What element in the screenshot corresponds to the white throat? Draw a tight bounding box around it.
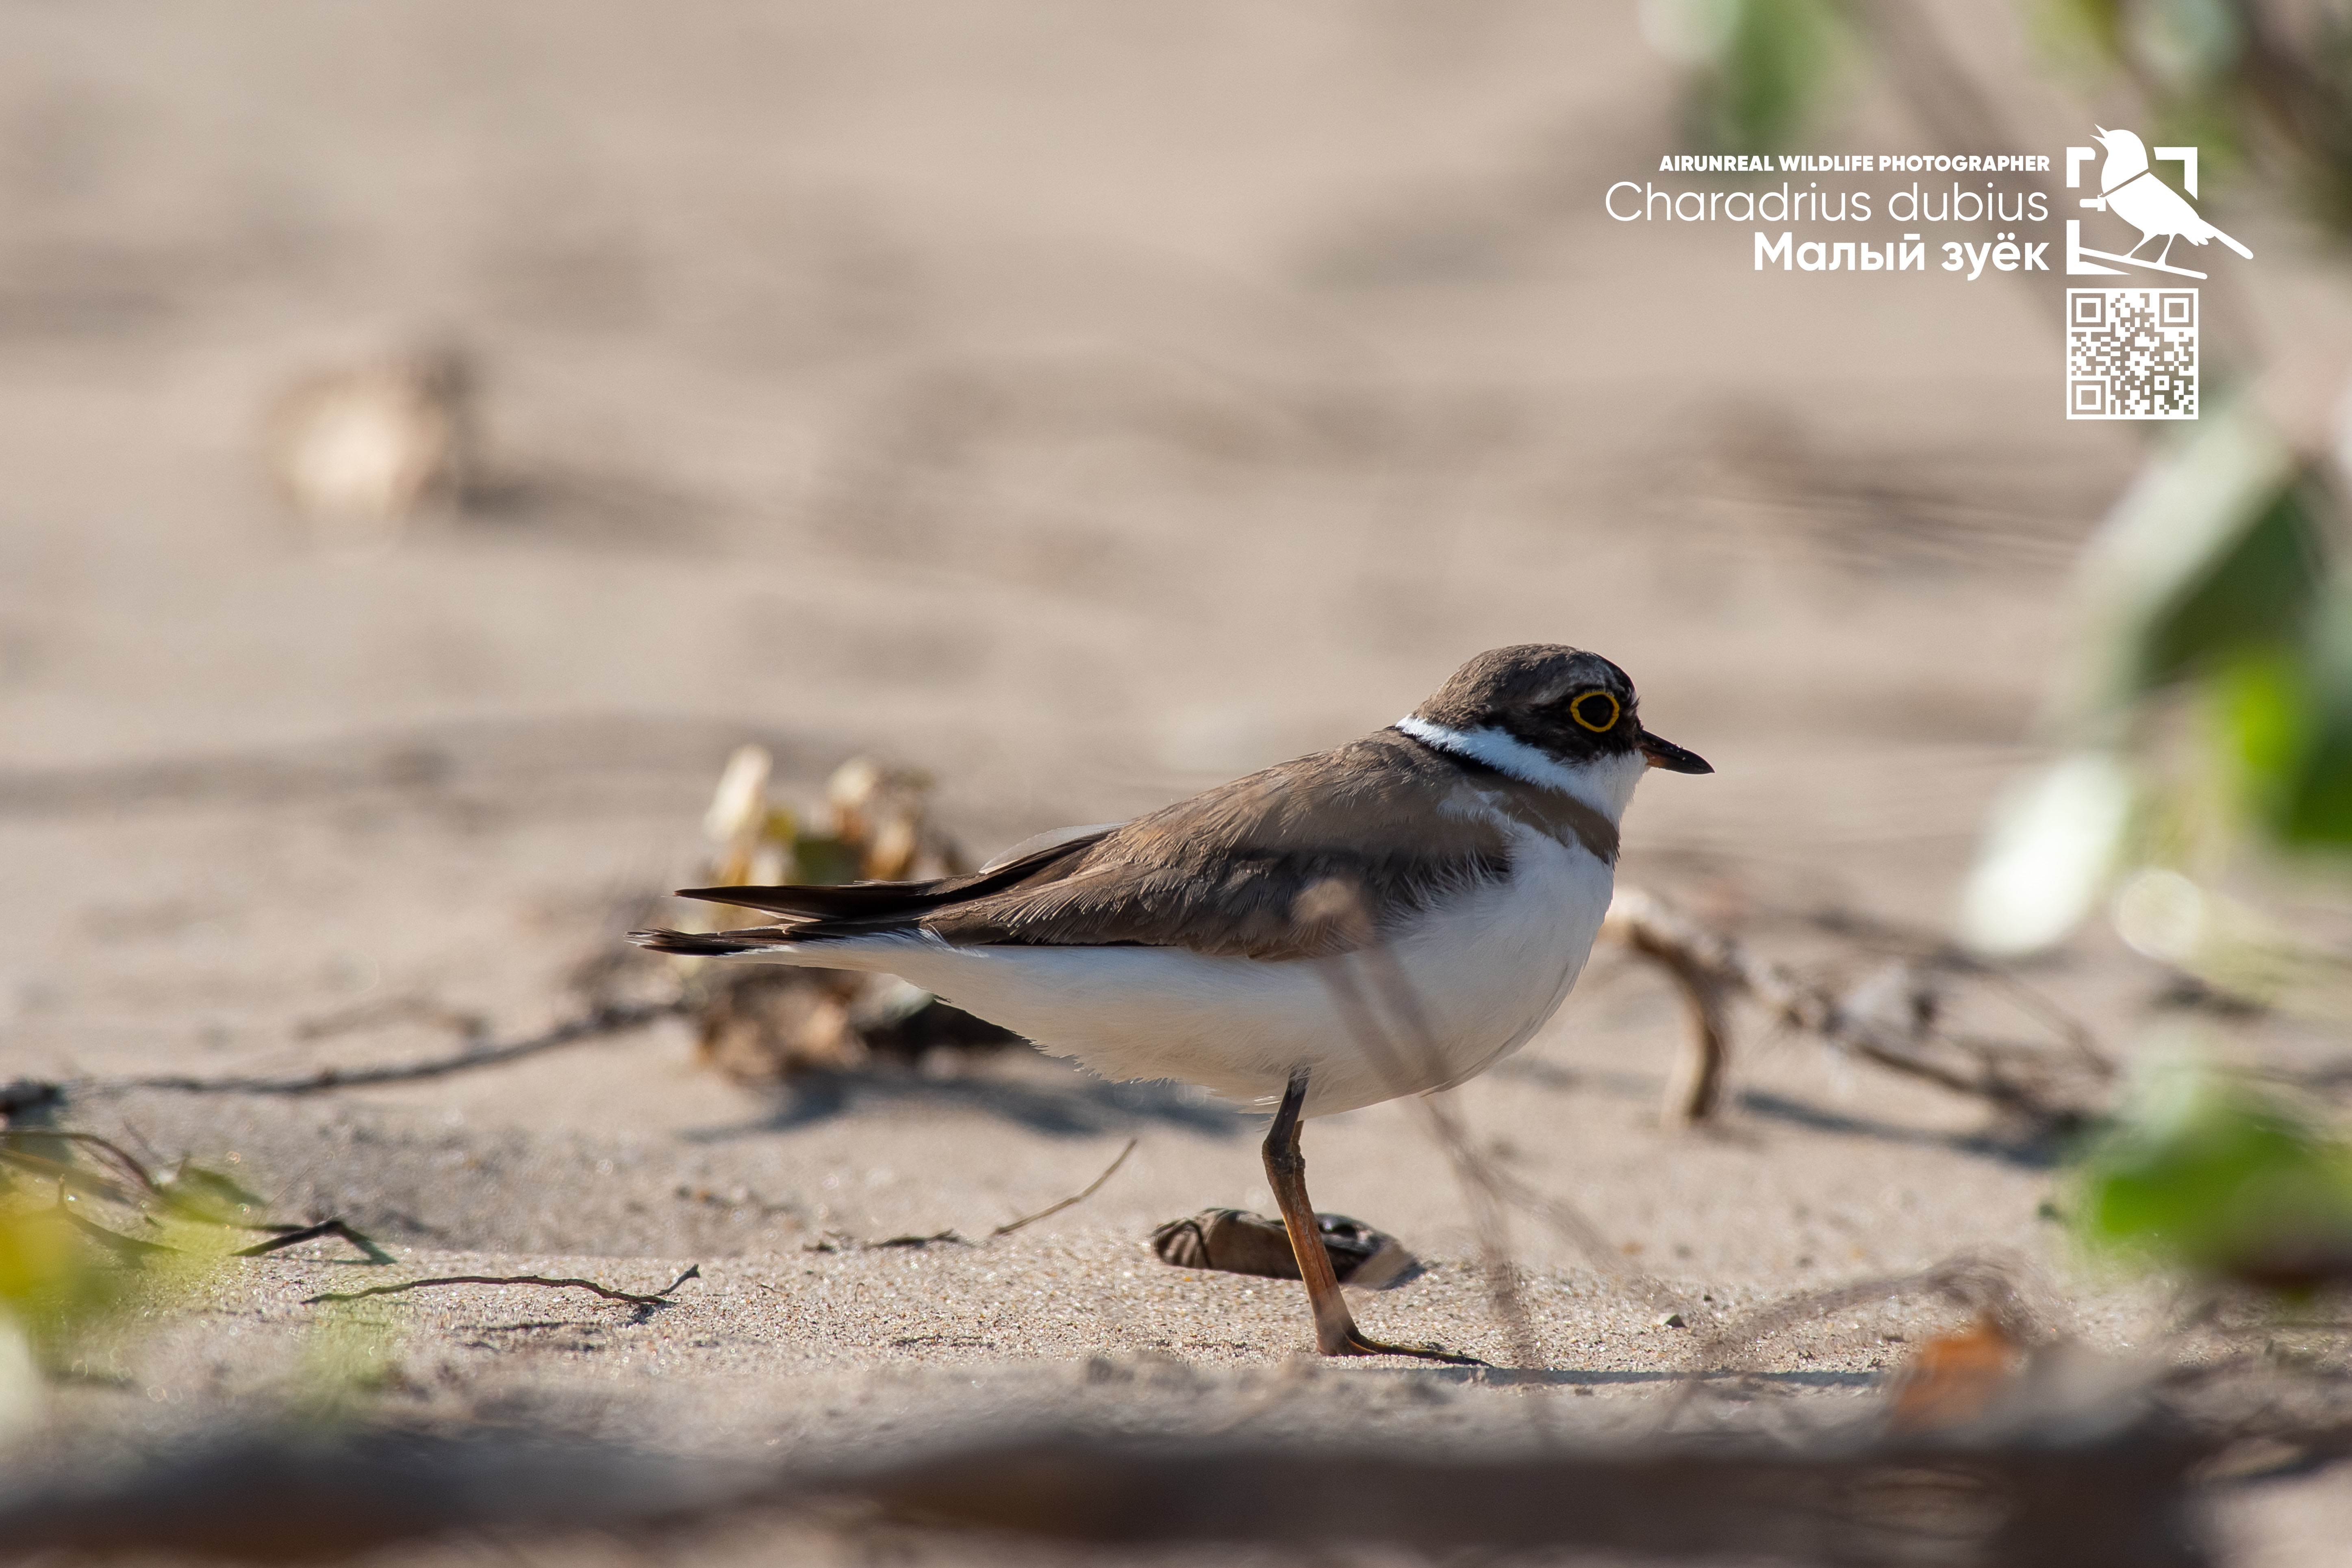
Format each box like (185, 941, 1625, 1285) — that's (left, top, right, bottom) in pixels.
(1395, 715, 1646, 824)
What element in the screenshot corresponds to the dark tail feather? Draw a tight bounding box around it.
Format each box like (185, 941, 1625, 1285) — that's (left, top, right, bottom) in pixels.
(676, 827, 1112, 921)
(674, 880, 955, 920)
(628, 927, 790, 957)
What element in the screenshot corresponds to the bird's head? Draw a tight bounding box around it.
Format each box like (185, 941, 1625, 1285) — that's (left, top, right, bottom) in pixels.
(1409, 645, 1711, 813)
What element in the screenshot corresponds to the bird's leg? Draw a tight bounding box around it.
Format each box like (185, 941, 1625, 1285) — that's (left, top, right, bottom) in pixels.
(1262, 1068, 1482, 1365)
(2155, 232, 2177, 268)
(2122, 232, 2156, 258)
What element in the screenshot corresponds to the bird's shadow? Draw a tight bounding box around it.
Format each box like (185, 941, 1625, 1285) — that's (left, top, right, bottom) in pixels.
(681, 1063, 1253, 1143)
(1375, 1366, 1880, 1390)
(1735, 1090, 2068, 1171)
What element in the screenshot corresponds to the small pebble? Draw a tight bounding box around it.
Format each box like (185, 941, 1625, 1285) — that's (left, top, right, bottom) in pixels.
(1655, 1312, 1686, 1329)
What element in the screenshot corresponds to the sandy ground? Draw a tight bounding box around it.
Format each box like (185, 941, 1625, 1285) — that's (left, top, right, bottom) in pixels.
(7, 2, 2352, 1561)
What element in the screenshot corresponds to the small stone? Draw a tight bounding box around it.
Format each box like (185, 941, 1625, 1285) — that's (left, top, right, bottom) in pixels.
(1654, 1312, 1686, 1329)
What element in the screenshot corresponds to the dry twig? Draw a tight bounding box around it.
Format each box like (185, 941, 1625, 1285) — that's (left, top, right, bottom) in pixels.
(990, 1138, 1136, 1239)
(803, 1140, 1139, 1252)
(1600, 889, 1738, 1125)
(75, 1000, 687, 1099)
(304, 1264, 701, 1307)
(1601, 885, 2109, 1127)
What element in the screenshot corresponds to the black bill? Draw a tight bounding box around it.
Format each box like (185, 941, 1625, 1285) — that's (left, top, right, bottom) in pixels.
(1639, 730, 1713, 774)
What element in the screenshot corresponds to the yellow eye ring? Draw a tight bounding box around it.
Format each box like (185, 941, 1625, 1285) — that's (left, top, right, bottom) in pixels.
(1569, 691, 1620, 732)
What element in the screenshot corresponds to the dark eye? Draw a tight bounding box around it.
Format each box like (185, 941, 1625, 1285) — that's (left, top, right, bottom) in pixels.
(1568, 690, 1620, 732)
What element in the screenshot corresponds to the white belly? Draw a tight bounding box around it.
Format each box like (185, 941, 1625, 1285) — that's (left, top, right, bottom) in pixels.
(756, 824, 1613, 1117)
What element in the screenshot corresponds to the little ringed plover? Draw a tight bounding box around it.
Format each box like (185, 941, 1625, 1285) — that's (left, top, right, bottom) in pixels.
(634, 645, 1710, 1361)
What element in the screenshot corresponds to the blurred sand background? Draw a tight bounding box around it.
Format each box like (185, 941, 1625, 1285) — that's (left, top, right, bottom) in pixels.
(6, 2, 2352, 1561)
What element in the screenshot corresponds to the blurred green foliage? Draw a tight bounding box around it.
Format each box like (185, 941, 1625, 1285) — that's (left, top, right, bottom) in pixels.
(0, 1141, 386, 1417)
(2218, 605, 2352, 849)
(1646, 0, 1850, 152)
(1712, 0, 1848, 151)
(2036, 0, 2352, 233)
(1959, 413, 2348, 958)
(1659, 0, 2352, 232)
(2076, 1060, 2352, 1286)
(2131, 485, 2325, 697)
(2002, 5, 2352, 1289)
(2083, 407, 2349, 854)
(0, 1203, 125, 1355)
(153, 1160, 271, 1229)
(2097, 422, 2348, 854)
(295, 1307, 403, 1418)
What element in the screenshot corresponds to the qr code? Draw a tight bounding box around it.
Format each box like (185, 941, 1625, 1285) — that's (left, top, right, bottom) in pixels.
(2067, 289, 2197, 420)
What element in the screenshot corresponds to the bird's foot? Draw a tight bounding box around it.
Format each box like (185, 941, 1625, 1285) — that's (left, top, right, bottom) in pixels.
(1325, 1326, 1487, 1366)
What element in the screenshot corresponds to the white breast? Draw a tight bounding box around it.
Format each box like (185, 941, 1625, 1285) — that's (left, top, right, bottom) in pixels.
(1353, 822, 1614, 1105)
(781, 817, 1615, 1117)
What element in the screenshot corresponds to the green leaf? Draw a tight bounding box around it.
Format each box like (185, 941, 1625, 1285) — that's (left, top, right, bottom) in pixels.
(156, 1163, 268, 1227)
(2137, 484, 2327, 691)
(2070, 409, 2325, 712)
(1715, 0, 1844, 150)
(2029, 0, 2127, 71)
(2075, 1058, 2352, 1281)
(0, 1205, 127, 1354)
(2215, 599, 2352, 850)
(2128, 0, 2244, 91)
(1654, 0, 1846, 152)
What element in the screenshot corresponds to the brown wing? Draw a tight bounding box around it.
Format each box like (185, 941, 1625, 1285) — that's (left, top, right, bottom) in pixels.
(829, 732, 1563, 960)
(673, 730, 1616, 963)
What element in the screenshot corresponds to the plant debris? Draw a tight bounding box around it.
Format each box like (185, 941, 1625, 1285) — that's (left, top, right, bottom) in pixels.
(1151, 1207, 1415, 1287)
(1600, 885, 2112, 1127)
(802, 1140, 1137, 1252)
(72, 999, 687, 1099)
(1, 1130, 391, 1266)
(304, 1264, 701, 1308)
(668, 750, 1015, 1084)
(264, 343, 474, 540)
(988, 1138, 1136, 1238)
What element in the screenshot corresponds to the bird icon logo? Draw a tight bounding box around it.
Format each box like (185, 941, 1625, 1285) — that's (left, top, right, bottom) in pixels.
(2067, 127, 2251, 278)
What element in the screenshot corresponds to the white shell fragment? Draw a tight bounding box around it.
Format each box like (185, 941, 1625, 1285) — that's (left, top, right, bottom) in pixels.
(1957, 751, 2135, 957)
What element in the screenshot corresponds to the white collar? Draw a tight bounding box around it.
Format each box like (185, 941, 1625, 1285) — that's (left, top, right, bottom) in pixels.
(1394, 715, 1644, 823)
